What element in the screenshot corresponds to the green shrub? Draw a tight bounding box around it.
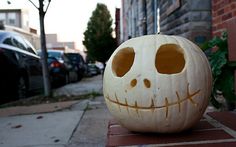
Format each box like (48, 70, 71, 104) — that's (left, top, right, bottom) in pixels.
(201, 32, 236, 109)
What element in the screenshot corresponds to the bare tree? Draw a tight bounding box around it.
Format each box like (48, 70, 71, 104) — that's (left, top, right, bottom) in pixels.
(28, 0, 52, 97)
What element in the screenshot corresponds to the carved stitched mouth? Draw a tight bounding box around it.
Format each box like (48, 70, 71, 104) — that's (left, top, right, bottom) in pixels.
(105, 84, 200, 118)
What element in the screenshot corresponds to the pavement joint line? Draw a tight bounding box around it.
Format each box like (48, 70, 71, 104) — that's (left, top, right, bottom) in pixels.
(67, 110, 86, 144)
(204, 113, 236, 138)
(67, 100, 89, 143)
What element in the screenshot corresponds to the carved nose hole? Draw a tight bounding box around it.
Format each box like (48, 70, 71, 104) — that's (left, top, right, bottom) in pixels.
(143, 79, 151, 88)
(130, 79, 137, 87)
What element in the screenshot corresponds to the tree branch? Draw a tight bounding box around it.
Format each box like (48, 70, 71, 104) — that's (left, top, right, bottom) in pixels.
(28, 0, 39, 10)
(44, 0, 52, 14)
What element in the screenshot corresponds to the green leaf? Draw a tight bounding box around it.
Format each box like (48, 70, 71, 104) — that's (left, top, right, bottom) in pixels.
(209, 50, 227, 78)
(208, 32, 228, 52)
(201, 41, 210, 51)
(201, 31, 236, 109)
(208, 36, 222, 48)
(221, 31, 228, 40)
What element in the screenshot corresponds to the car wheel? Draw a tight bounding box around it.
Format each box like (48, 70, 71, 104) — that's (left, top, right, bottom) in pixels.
(17, 76, 27, 99)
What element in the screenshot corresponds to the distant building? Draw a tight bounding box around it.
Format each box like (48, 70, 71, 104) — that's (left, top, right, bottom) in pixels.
(0, 8, 40, 49)
(159, 0, 212, 45)
(120, 0, 159, 43)
(0, 9, 30, 31)
(46, 34, 78, 53)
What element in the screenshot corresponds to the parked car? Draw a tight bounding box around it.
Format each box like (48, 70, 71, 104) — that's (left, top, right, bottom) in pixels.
(38, 50, 69, 87)
(65, 52, 86, 81)
(0, 30, 43, 103)
(87, 63, 101, 76)
(47, 50, 78, 83)
(47, 56, 68, 87)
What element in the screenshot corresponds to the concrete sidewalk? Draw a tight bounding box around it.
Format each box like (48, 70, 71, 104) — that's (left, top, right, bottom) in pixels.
(0, 75, 108, 147)
(0, 99, 89, 147)
(0, 110, 83, 147)
(0, 96, 111, 147)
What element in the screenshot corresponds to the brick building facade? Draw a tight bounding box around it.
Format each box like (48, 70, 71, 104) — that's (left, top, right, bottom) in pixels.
(120, 0, 212, 45)
(159, 0, 212, 45)
(120, 0, 158, 43)
(212, 0, 236, 37)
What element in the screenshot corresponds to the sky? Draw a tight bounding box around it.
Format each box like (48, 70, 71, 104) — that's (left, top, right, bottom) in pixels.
(1, 0, 121, 50)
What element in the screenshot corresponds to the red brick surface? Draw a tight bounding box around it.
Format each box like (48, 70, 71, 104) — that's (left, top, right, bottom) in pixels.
(227, 18, 236, 61)
(212, 0, 236, 36)
(208, 111, 236, 131)
(106, 112, 236, 147)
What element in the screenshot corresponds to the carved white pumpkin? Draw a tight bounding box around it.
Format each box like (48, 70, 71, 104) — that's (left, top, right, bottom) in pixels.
(103, 34, 212, 133)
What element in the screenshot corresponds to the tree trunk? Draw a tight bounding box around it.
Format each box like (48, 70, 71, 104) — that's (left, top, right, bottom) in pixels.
(102, 62, 106, 75)
(39, 0, 51, 97)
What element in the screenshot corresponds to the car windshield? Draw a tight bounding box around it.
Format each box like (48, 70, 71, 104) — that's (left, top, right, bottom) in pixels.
(66, 54, 80, 62)
(48, 51, 62, 60)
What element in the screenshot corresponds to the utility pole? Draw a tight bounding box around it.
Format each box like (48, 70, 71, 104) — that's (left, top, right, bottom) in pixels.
(29, 0, 52, 97)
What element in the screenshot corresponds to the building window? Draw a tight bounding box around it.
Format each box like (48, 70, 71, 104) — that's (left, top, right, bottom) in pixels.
(0, 13, 6, 20)
(8, 12, 16, 25)
(9, 19, 15, 25)
(0, 13, 6, 24)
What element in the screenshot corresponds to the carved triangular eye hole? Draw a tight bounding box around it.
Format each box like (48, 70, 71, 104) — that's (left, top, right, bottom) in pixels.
(155, 44, 185, 74)
(112, 47, 135, 77)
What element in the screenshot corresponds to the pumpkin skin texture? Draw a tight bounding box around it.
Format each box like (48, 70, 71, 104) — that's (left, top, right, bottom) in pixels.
(103, 34, 212, 133)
